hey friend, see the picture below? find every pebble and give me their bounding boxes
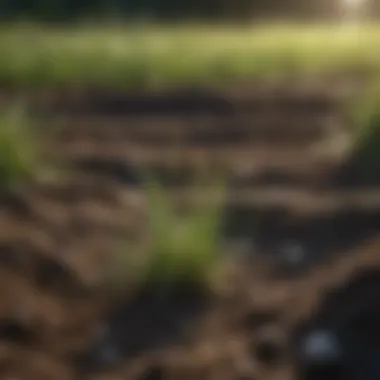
[300,329,343,364]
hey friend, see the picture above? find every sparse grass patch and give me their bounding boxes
[0,104,56,192]
[348,78,380,182]
[111,177,227,293]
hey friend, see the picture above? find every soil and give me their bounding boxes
[0,80,379,380]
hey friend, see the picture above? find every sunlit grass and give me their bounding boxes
[348,77,380,181]
[0,105,51,191]
[110,177,227,292]
[1,23,380,86]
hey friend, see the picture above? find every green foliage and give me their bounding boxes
[0,105,45,191]
[0,25,379,87]
[350,78,380,177]
[111,177,226,292]
[142,179,226,287]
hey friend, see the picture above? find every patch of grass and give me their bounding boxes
[111,177,226,293]
[1,24,380,87]
[0,105,52,192]
[348,78,380,180]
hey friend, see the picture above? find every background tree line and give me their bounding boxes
[0,0,378,22]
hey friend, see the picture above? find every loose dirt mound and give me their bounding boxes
[0,82,379,380]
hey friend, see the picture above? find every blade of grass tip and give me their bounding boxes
[145,177,175,242]
[141,174,171,230]
[142,175,181,285]
[352,78,380,145]
[176,222,210,282]
[160,220,193,284]
[0,105,41,188]
[180,181,226,282]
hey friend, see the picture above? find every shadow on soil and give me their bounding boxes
[223,207,380,276]
[293,269,380,380]
[76,285,210,374]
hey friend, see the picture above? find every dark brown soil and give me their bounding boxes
[0,81,379,380]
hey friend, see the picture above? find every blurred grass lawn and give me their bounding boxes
[0,23,379,87]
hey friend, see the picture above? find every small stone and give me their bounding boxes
[96,344,122,366]
[80,342,122,371]
[281,241,305,266]
[300,329,342,364]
